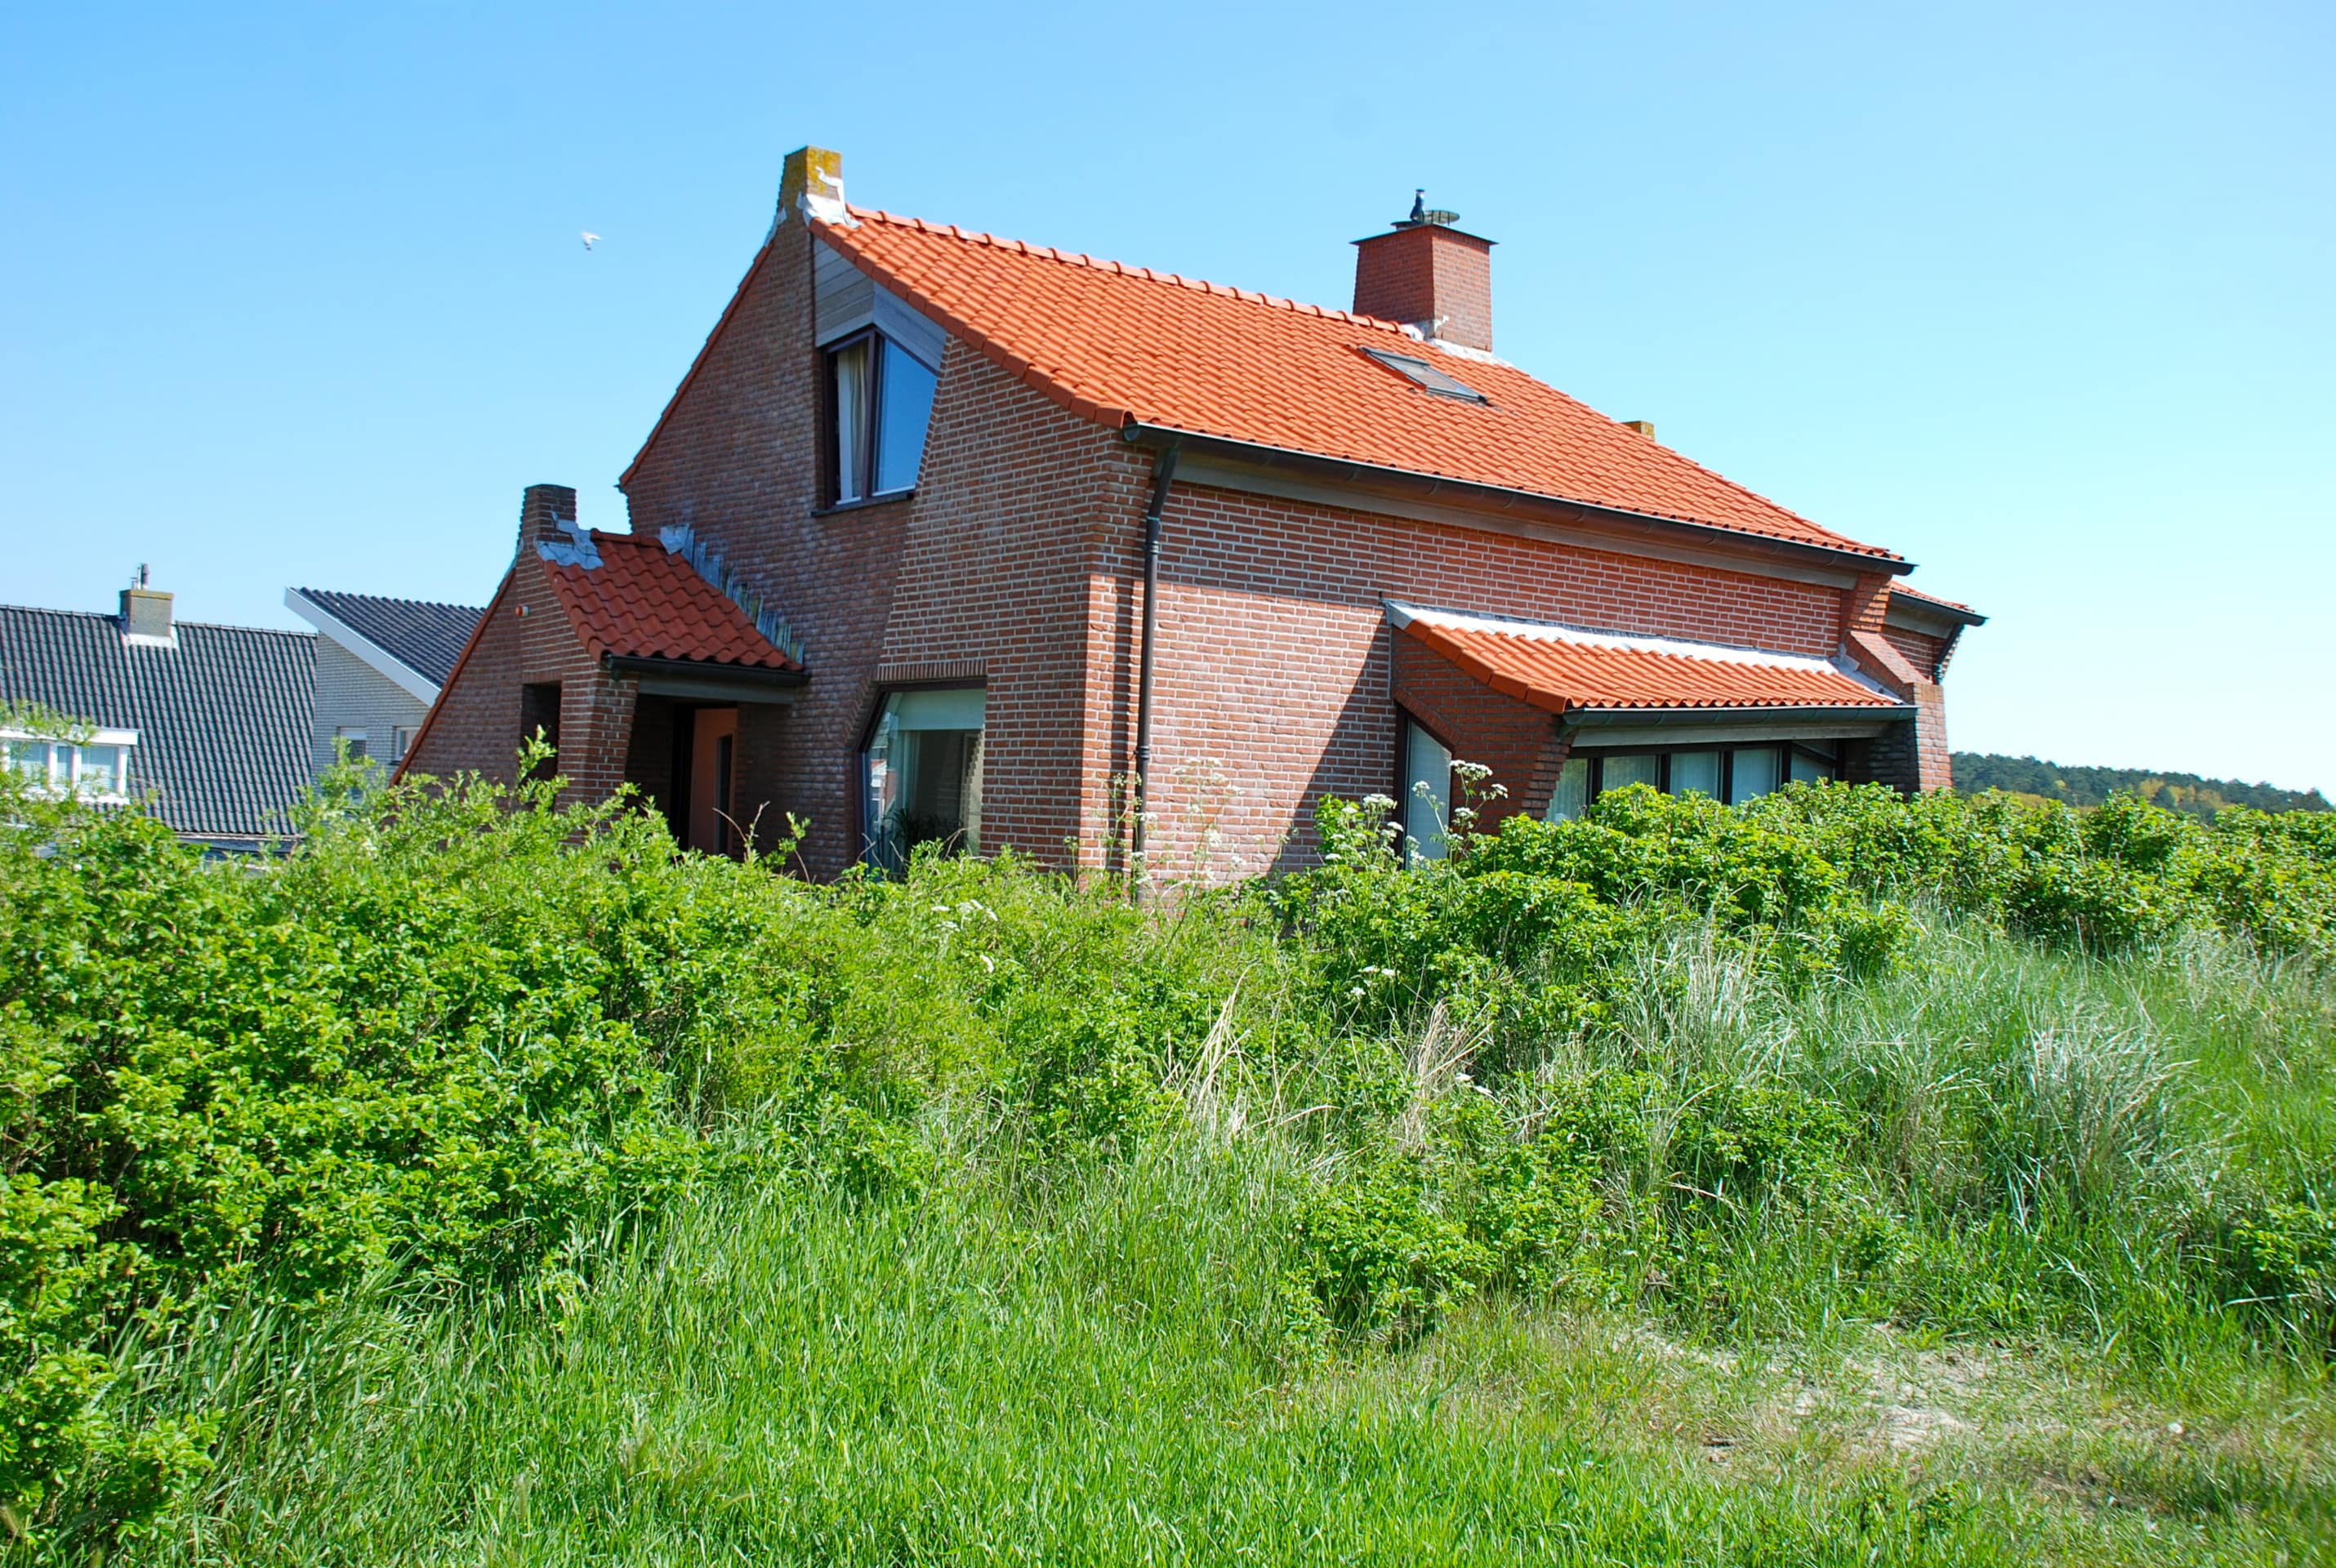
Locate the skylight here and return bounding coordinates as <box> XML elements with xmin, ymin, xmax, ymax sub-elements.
<box><xmin>1359</xmin><ymin>346</ymin><xmax>1488</xmax><ymax>403</ymax></box>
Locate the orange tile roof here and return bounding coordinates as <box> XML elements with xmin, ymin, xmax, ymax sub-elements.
<box><xmin>814</xmin><ymin>209</ymin><xmax>1900</xmax><ymax>562</ymax></box>
<box><xmin>539</xmin><ymin>532</ymin><xmax>799</xmax><ymax>670</ymax></box>
<box><xmin>1389</xmin><ymin>601</ymin><xmax>1902</xmax><ymax>714</ymax></box>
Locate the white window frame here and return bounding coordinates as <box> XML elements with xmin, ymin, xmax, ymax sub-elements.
<box><xmin>2</xmin><ymin>726</ymin><xmax>138</xmax><ymax>802</ymax></box>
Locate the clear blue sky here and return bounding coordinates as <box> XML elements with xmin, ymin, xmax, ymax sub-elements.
<box><xmin>5</xmin><ymin>2</ymin><xmax>2329</xmax><ymax>792</ymax></box>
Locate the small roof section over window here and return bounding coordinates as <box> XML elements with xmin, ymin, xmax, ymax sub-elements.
<box><xmin>1358</xmin><ymin>346</ymin><xmax>1487</xmax><ymax>403</ymax></box>
<box><xmin>1385</xmin><ymin>600</ymin><xmax>1907</xmax><ymax>715</ymax></box>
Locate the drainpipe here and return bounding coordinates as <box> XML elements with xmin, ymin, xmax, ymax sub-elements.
<box><xmin>1130</xmin><ymin>441</ymin><xmax>1180</xmax><ymax>893</ymax></box>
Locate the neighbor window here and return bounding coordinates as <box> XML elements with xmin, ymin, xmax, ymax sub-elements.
<box><xmin>827</xmin><ymin>330</ymin><xmax>940</xmax><ymax>504</ymax></box>
<box><xmin>1542</xmin><ymin>742</ymin><xmax>1840</xmax><ymax>822</ymax></box>
<box><xmin>863</xmin><ymin>687</ymin><xmax>984</xmax><ymax>871</ymax></box>
<box><xmin>3</xmin><ymin>730</ymin><xmax>133</xmax><ymax>800</ymax></box>
<box><xmin>336</xmin><ymin>726</ymin><xmax>369</xmax><ymax>762</ymax></box>
<box><xmin>393</xmin><ymin>725</ymin><xmax>417</xmax><ymax>764</ymax></box>
<box><xmin>1402</xmin><ymin>718</ymin><xmax>1453</xmax><ymax>861</ymax></box>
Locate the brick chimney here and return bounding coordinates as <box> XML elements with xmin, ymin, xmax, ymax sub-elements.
<box><xmin>777</xmin><ymin>145</ymin><xmax>845</xmax><ymax>229</ymax></box>
<box><xmin>515</xmin><ymin>483</ymin><xmax>578</xmax><ymax>559</ymax></box>
<box><xmin>1353</xmin><ymin>191</ymin><xmax>1496</xmax><ymax>353</ymax></box>
<box><xmin>119</xmin><ymin>564</ymin><xmax>174</xmax><ymax>644</ymax></box>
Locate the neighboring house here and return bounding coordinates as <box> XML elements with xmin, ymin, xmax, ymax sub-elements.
<box><xmin>0</xmin><ymin>579</ymin><xmax>314</xmax><ymax>851</ymax></box>
<box><xmin>404</xmin><ymin>146</ymin><xmax>1984</xmax><ymax>879</ymax></box>
<box><xmin>285</xmin><ymin>587</ymin><xmax>483</xmax><ymax>770</ymax></box>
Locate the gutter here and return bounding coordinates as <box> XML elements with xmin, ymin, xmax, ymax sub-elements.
<box><xmin>1130</xmin><ymin>441</ymin><xmax>1180</xmax><ymax>893</ymax></box>
<box><xmin>1119</xmin><ymin>424</ymin><xmax>1914</xmax><ymax>578</ymax></box>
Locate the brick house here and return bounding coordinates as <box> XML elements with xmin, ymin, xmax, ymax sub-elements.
<box><xmin>403</xmin><ymin>147</ymin><xmax>1982</xmax><ymax>879</ymax></box>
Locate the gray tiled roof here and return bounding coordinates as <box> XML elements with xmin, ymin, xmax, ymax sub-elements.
<box><xmin>294</xmin><ymin>588</ymin><xmax>482</xmax><ymax>688</ymax></box>
<box><xmin>0</xmin><ymin>604</ymin><xmax>315</xmax><ymax>844</ymax></box>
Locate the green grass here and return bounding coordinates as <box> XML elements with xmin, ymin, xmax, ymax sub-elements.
<box><xmin>114</xmin><ymin>1147</ymin><xmax>2336</xmax><ymax>1566</ymax></box>
<box><xmin>84</xmin><ymin>911</ymin><xmax>2336</xmax><ymax>1566</ymax></box>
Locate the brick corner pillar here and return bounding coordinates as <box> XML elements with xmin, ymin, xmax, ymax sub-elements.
<box><xmin>1839</xmin><ymin>572</ymin><xmax>1953</xmax><ymax>795</ymax></box>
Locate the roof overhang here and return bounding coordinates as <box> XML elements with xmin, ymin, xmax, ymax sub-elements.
<box><xmin>601</xmin><ymin>653</ymin><xmax>808</xmax><ymax>706</ymax></box>
<box><xmin>284</xmin><ymin>587</ymin><xmax>440</xmax><ymax>703</ymax></box>
<box><xmin>1125</xmin><ymin>424</ymin><xmax>1913</xmax><ymax>584</ymax></box>
<box><xmin>1884</xmin><ymin>592</ymin><xmax>1987</xmax><ymax>636</ymax></box>
<box><xmin>1387</xmin><ymin>599</ymin><xmax>1915</xmax><ymax>735</ymax></box>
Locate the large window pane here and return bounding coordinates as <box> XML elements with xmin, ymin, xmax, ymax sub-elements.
<box><xmin>1403</xmin><ymin>720</ymin><xmax>1451</xmax><ymax>860</ymax></box>
<box><xmin>1603</xmin><ymin>753</ymin><xmax>1659</xmax><ymax>792</ymax></box>
<box><xmin>875</xmin><ymin>339</ymin><xmax>938</xmax><ymax>495</ymax></box>
<box><xmin>864</xmin><ymin>688</ymin><xmax>985</xmax><ymax>871</ymax></box>
<box><xmin>78</xmin><ymin>745</ymin><xmax>122</xmax><ymax>795</ymax></box>
<box><xmin>1729</xmin><ymin>746</ymin><xmax>1781</xmax><ymax>803</ymax></box>
<box><xmin>1670</xmin><ymin>751</ymin><xmax>1721</xmax><ymax>799</ymax></box>
<box><xmin>1545</xmin><ymin>756</ymin><xmax>1590</xmax><ymax>822</ymax></box>
<box><xmin>1790</xmin><ymin>749</ymin><xmax>1834</xmax><ymax>785</ymax></box>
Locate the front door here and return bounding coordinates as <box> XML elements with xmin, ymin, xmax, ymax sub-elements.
<box><xmin>687</xmin><ymin>707</ymin><xmax>739</xmax><ymax>855</ymax></box>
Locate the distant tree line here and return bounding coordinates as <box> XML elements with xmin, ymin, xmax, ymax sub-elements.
<box><xmin>1953</xmin><ymin>751</ymin><xmax>2330</xmax><ymax>817</ymax></box>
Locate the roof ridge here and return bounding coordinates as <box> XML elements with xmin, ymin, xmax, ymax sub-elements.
<box><xmin>298</xmin><ymin>586</ymin><xmax>485</xmax><ymax>614</ymax></box>
<box><xmin>0</xmin><ymin>603</ymin><xmax>314</xmax><ymax>639</ymax></box>
<box><xmin>841</xmin><ymin>207</ymin><xmax>1416</xmax><ymax>336</ymax></box>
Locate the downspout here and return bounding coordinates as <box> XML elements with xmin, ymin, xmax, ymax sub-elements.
<box><xmin>1130</xmin><ymin>440</ymin><xmax>1181</xmax><ymax>895</ymax></box>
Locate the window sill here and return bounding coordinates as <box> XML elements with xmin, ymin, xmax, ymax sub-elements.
<box><xmin>814</xmin><ymin>489</ymin><xmax>916</xmax><ymax>518</ymax></box>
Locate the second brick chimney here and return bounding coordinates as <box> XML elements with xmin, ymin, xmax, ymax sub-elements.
<box><xmin>515</xmin><ymin>483</ymin><xmax>579</xmax><ymax>559</ymax></box>
<box><xmin>1353</xmin><ymin>191</ymin><xmax>1496</xmax><ymax>353</ymax></box>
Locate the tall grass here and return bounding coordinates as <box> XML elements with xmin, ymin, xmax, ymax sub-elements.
<box><xmin>47</xmin><ymin>909</ymin><xmax>2331</xmax><ymax>1566</ymax></box>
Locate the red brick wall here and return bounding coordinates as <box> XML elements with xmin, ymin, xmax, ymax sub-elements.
<box><xmin>1881</xmin><ymin>623</ymin><xmax>1949</xmax><ymax>681</ymax></box>
<box><xmin>1089</xmin><ymin>467</ymin><xmax>1851</xmax><ymax>877</ymax></box>
<box><xmin>870</xmin><ymin>349</ymin><xmax>1126</xmax><ymax>865</ymax></box>
<box><xmin>400</xmin><ymin>546</ymin><xmax>635</xmax><ymax>808</ymax></box>
<box><xmin>619</xmin><ymin>218</ymin><xmax>914</xmax><ymax>876</ymax></box>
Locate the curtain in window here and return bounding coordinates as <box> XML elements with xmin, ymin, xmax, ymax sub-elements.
<box><xmin>1729</xmin><ymin>746</ymin><xmax>1781</xmax><ymax>803</ymax></box>
<box><xmin>1545</xmin><ymin>756</ymin><xmax>1590</xmax><ymax>822</ymax></box>
<box><xmin>1670</xmin><ymin>751</ymin><xmax>1721</xmax><ymax>799</ymax></box>
<box><xmin>1790</xmin><ymin>750</ymin><xmax>1835</xmax><ymax>785</ymax></box>
<box><xmin>832</xmin><ymin>340</ymin><xmax>872</xmax><ymax>502</ymax></box>
<box><xmin>1603</xmin><ymin>753</ymin><xmax>1660</xmax><ymax>791</ymax></box>
<box><xmin>1403</xmin><ymin>721</ymin><xmax>1452</xmax><ymax>861</ymax></box>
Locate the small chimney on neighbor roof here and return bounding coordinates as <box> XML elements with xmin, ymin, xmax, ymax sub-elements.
<box><xmin>1353</xmin><ymin>190</ymin><xmax>1495</xmax><ymax>353</ymax></box>
<box><xmin>120</xmin><ymin>564</ymin><xmax>174</xmax><ymax>644</ymax></box>
<box><xmin>516</xmin><ymin>483</ymin><xmax>579</xmax><ymax>559</ymax></box>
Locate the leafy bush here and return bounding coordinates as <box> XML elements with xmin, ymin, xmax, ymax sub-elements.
<box><xmin>10</xmin><ymin>751</ymin><xmax>2336</xmax><ymax>1549</ymax></box>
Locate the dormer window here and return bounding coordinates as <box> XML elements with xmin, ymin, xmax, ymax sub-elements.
<box><xmin>1359</xmin><ymin>346</ymin><xmax>1487</xmax><ymax>403</ymax></box>
<box><xmin>827</xmin><ymin>329</ymin><xmax>940</xmax><ymax>504</ymax></box>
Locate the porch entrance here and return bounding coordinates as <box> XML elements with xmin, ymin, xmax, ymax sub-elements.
<box><xmin>684</xmin><ymin>706</ymin><xmax>738</xmax><ymax>855</ymax></box>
